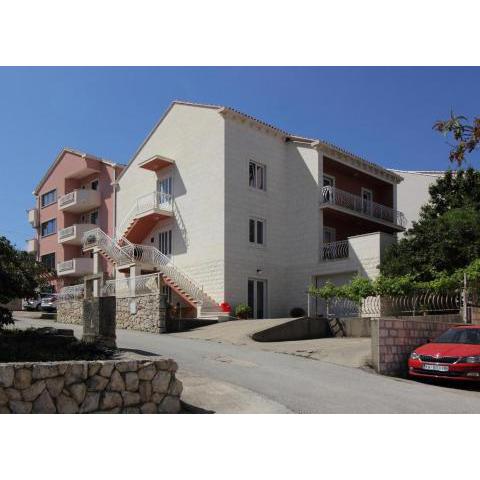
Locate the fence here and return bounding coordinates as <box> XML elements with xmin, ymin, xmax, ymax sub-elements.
<box><xmin>101</xmin><ymin>272</ymin><xmax>161</xmax><ymax>298</ymax></box>
<box><xmin>314</xmin><ymin>291</ymin><xmax>463</xmax><ymax>318</ymax></box>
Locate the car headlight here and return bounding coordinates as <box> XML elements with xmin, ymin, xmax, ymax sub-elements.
<box><xmin>410</xmin><ymin>352</ymin><xmax>420</xmax><ymax>360</ymax></box>
<box><xmin>461</xmin><ymin>356</ymin><xmax>480</xmax><ymax>364</ymax></box>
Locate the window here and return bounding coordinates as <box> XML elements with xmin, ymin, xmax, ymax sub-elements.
<box><xmin>159</xmin><ymin>230</ymin><xmax>172</xmax><ymax>256</ymax></box>
<box><xmin>91</xmin><ymin>180</ymin><xmax>99</xmax><ymax>191</ymax></box>
<box><xmin>249</xmin><ymin>218</ymin><xmax>265</xmax><ymax>245</ymax></box>
<box><xmin>41</xmin><ymin>218</ymin><xmax>57</xmax><ymax>237</ymax></box>
<box><xmin>41</xmin><ymin>189</ymin><xmax>56</xmax><ymax>207</ymax></box>
<box><xmin>90</xmin><ymin>209</ymin><xmax>99</xmax><ymax>225</ymax></box>
<box><xmin>41</xmin><ymin>253</ymin><xmax>56</xmax><ymax>271</ymax></box>
<box><xmin>323</xmin><ymin>227</ymin><xmax>336</xmax><ymax>244</ymax></box>
<box><xmin>249</xmin><ymin>161</ymin><xmax>266</xmax><ymax>190</ymax></box>
<box><xmin>158</xmin><ymin>177</ymin><xmax>172</xmax><ymax>195</ymax></box>
<box><xmin>162</xmin><ymin>285</ymin><xmax>172</xmax><ymax>304</ymax></box>
<box><xmin>323</xmin><ymin>175</ymin><xmax>335</xmax><ymax>187</ymax></box>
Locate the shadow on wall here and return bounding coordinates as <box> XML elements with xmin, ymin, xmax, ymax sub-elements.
<box><xmin>252</xmin><ymin>317</ymin><xmax>331</xmax><ymax>342</ymax></box>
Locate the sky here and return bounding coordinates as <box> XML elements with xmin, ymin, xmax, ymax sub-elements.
<box><xmin>1</xmin><ymin>66</ymin><xmax>479</xmax><ymax>248</ymax></box>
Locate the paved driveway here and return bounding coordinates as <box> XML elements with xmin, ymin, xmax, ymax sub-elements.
<box><xmin>11</xmin><ymin>313</ymin><xmax>480</xmax><ymax>413</ymax></box>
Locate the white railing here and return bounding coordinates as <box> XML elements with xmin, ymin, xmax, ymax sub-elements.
<box><xmin>83</xmin><ymin>227</ymin><xmax>133</xmax><ymax>265</ymax></box>
<box><xmin>59</xmin><ymin>284</ymin><xmax>85</xmax><ymax>301</ymax></box>
<box><xmin>104</xmin><ymin>272</ymin><xmax>162</xmax><ymax>298</ymax></box>
<box><xmin>116</xmin><ymin>191</ymin><xmax>173</xmax><ymax>239</ymax></box>
<box><xmin>122</xmin><ymin>243</ymin><xmax>218</xmax><ymax>308</ymax></box>
<box><xmin>58</xmin><ymin>226</ymin><xmax>75</xmax><ymax>239</ymax></box>
<box><xmin>320</xmin><ymin>240</ymin><xmax>349</xmax><ymax>262</ymax></box>
<box><xmin>58</xmin><ymin>191</ymin><xmax>76</xmax><ymax>207</ymax></box>
<box><xmin>57</xmin><ymin>259</ymin><xmax>74</xmax><ymax>272</ymax></box>
<box><xmin>320</xmin><ymin>186</ymin><xmax>407</xmax><ymax>228</ymax></box>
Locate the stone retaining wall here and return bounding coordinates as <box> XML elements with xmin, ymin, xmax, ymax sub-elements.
<box><xmin>116</xmin><ymin>295</ymin><xmax>166</xmax><ymax>333</ymax></box>
<box><xmin>57</xmin><ymin>299</ymin><xmax>83</xmax><ymax>325</ymax></box>
<box><xmin>0</xmin><ymin>358</ymin><xmax>182</xmax><ymax>414</ymax></box>
<box><xmin>371</xmin><ymin>314</ymin><xmax>461</xmax><ymax>376</ymax></box>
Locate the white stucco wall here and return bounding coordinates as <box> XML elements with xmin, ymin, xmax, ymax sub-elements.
<box><xmin>389</xmin><ymin>170</ymin><xmax>443</xmax><ymax>231</ymax></box>
<box><xmin>116</xmin><ymin>104</ymin><xmax>226</xmax><ymax>302</ymax></box>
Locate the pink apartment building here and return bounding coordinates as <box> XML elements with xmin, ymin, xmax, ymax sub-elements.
<box><xmin>26</xmin><ymin>148</ymin><xmax>124</xmax><ymax>292</ymax></box>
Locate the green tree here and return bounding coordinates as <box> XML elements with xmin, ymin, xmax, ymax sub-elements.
<box><xmin>0</xmin><ymin>236</ymin><xmax>49</xmax><ymax>327</ymax></box>
<box><xmin>434</xmin><ymin>112</ymin><xmax>480</xmax><ymax>166</ymax></box>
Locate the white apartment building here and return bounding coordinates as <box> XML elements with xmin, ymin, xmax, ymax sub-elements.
<box><xmin>83</xmin><ymin>101</ymin><xmax>406</xmax><ymax>319</ymax></box>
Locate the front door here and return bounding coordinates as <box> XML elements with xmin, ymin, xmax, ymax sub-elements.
<box><xmin>248</xmin><ymin>279</ymin><xmax>267</xmax><ymax>319</ymax></box>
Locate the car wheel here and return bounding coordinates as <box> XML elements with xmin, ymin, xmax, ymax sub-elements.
<box><xmin>35</xmin><ymin>304</ymin><xmax>41</xmax><ymax>311</ymax></box>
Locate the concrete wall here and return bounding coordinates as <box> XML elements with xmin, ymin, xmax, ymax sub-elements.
<box><xmin>0</xmin><ymin>358</ymin><xmax>182</xmax><ymax>414</ymax></box>
<box><xmin>252</xmin><ymin>317</ymin><xmax>330</xmax><ymax>342</ymax></box>
<box><xmin>371</xmin><ymin>314</ymin><xmax>461</xmax><ymax>376</ymax></box>
<box><xmin>117</xmin><ymin>104</ymin><xmax>226</xmax><ymax>303</ymax></box>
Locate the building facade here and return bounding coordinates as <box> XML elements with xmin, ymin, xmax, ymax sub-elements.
<box><xmin>27</xmin><ymin>148</ymin><xmax>124</xmax><ymax>292</ymax></box>
<box><xmin>29</xmin><ymin>102</ymin><xmax>407</xmax><ymax>320</ymax></box>
<box><xmin>84</xmin><ymin>102</ymin><xmax>406</xmax><ymax>319</ymax></box>
<box><xmin>389</xmin><ymin>169</ymin><xmax>443</xmax><ymax>232</ymax></box>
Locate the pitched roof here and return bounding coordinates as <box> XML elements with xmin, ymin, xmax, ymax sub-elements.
<box><xmin>33</xmin><ymin>148</ymin><xmax>125</xmax><ymax>194</ymax></box>
<box><xmin>116</xmin><ymin>100</ymin><xmax>404</xmax><ymax>184</ymax></box>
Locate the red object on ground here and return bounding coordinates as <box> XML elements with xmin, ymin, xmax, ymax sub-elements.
<box><xmin>408</xmin><ymin>325</ymin><xmax>480</xmax><ymax>382</ymax></box>
<box><xmin>220</xmin><ymin>302</ymin><xmax>231</xmax><ymax>313</ymax></box>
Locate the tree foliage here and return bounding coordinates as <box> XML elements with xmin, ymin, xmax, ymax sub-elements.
<box><xmin>434</xmin><ymin>112</ymin><xmax>480</xmax><ymax>165</ymax></box>
<box><xmin>0</xmin><ymin>236</ymin><xmax>49</xmax><ymax>327</ymax></box>
<box><xmin>380</xmin><ymin>168</ymin><xmax>480</xmax><ymax>280</ymax></box>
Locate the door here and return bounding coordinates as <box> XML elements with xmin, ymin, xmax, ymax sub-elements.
<box><xmin>158</xmin><ymin>230</ymin><xmax>172</xmax><ymax>256</ymax></box>
<box><xmin>323</xmin><ymin>175</ymin><xmax>335</xmax><ymax>202</ymax></box>
<box><xmin>322</xmin><ymin>227</ymin><xmax>336</xmax><ymax>260</ymax></box>
<box><xmin>157</xmin><ymin>177</ymin><xmax>172</xmax><ymax>205</ymax></box>
<box><xmin>361</xmin><ymin>188</ymin><xmax>373</xmax><ymax>215</ymax></box>
<box><xmin>248</xmin><ymin>279</ymin><xmax>267</xmax><ymax>319</ymax></box>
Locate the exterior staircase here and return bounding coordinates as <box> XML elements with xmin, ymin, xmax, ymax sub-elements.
<box><xmin>83</xmin><ymin>199</ymin><xmax>227</xmax><ymax>320</ymax></box>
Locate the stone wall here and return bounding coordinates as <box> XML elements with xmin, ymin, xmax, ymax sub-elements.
<box><xmin>0</xmin><ymin>358</ymin><xmax>182</xmax><ymax>414</ymax></box>
<box><xmin>116</xmin><ymin>294</ymin><xmax>166</xmax><ymax>333</ymax></box>
<box><xmin>371</xmin><ymin>314</ymin><xmax>461</xmax><ymax>376</ymax></box>
<box><xmin>57</xmin><ymin>299</ymin><xmax>83</xmax><ymax>325</ymax></box>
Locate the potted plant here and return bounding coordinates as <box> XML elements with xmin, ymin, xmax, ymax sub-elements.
<box><xmin>235</xmin><ymin>303</ymin><xmax>252</xmax><ymax>320</ymax></box>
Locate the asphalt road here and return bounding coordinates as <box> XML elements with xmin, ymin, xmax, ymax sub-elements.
<box><xmin>13</xmin><ymin>315</ymin><xmax>480</xmax><ymax>413</ymax></box>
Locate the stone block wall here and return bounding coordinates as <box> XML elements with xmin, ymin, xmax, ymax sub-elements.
<box><xmin>0</xmin><ymin>358</ymin><xmax>182</xmax><ymax>414</ymax></box>
<box><xmin>116</xmin><ymin>294</ymin><xmax>166</xmax><ymax>333</ymax></box>
<box><xmin>57</xmin><ymin>299</ymin><xmax>83</xmax><ymax>325</ymax></box>
<box><xmin>371</xmin><ymin>314</ymin><xmax>461</xmax><ymax>376</ymax></box>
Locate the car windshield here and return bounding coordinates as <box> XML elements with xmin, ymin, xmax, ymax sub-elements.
<box><xmin>434</xmin><ymin>328</ymin><xmax>480</xmax><ymax>345</ymax></box>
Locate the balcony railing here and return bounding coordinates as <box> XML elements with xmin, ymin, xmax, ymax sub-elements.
<box><xmin>320</xmin><ymin>240</ymin><xmax>349</xmax><ymax>262</ymax></box>
<box><xmin>58</xmin><ymin>223</ymin><xmax>97</xmax><ymax>245</ymax></box>
<box><xmin>57</xmin><ymin>257</ymin><xmax>94</xmax><ymax>276</ymax></box>
<box><xmin>27</xmin><ymin>208</ymin><xmax>39</xmax><ymax>227</ymax></box>
<box><xmin>58</xmin><ymin>189</ymin><xmax>101</xmax><ymax>213</ymax></box>
<box><xmin>320</xmin><ymin>186</ymin><xmax>406</xmax><ymax>228</ymax></box>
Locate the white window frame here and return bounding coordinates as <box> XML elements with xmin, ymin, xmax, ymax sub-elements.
<box><xmin>41</xmin><ymin>189</ymin><xmax>57</xmax><ymax>208</ymax></box>
<box><xmin>158</xmin><ymin>228</ymin><xmax>173</xmax><ymax>256</ymax></box>
<box><xmin>323</xmin><ymin>174</ymin><xmax>335</xmax><ymax>187</ymax></box>
<box><xmin>249</xmin><ymin>217</ymin><xmax>266</xmax><ymax>246</ymax></box>
<box><xmin>249</xmin><ymin>160</ymin><xmax>266</xmax><ymax>191</ymax></box>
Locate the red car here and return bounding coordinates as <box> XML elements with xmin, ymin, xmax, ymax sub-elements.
<box><xmin>408</xmin><ymin>325</ymin><xmax>480</xmax><ymax>381</ymax></box>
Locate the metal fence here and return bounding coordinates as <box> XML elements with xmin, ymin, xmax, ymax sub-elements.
<box><xmin>316</xmin><ymin>291</ymin><xmax>463</xmax><ymax>318</ymax></box>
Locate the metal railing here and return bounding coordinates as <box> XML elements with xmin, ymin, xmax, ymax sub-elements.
<box><xmin>58</xmin><ymin>283</ymin><xmax>85</xmax><ymax>301</ymax></box>
<box><xmin>103</xmin><ymin>272</ymin><xmax>162</xmax><ymax>298</ymax></box>
<box><xmin>116</xmin><ymin>191</ymin><xmax>173</xmax><ymax>239</ymax></box>
<box><xmin>83</xmin><ymin>227</ymin><xmax>133</xmax><ymax>265</ymax></box>
<box><xmin>320</xmin><ymin>291</ymin><xmax>462</xmax><ymax>318</ymax></box>
<box><xmin>320</xmin><ymin>186</ymin><xmax>407</xmax><ymax>228</ymax></box>
<box><xmin>58</xmin><ymin>191</ymin><xmax>76</xmax><ymax>207</ymax></box>
<box><xmin>58</xmin><ymin>226</ymin><xmax>75</xmax><ymax>239</ymax></box>
<box><xmin>320</xmin><ymin>240</ymin><xmax>349</xmax><ymax>261</ymax></box>
<box><xmin>57</xmin><ymin>259</ymin><xmax>74</xmax><ymax>272</ymax></box>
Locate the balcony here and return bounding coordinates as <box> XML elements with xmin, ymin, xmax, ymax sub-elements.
<box><xmin>26</xmin><ymin>238</ymin><xmax>38</xmax><ymax>253</ymax></box>
<box><xmin>57</xmin><ymin>257</ymin><xmax>94</xmax><ymax>277</ymax></box>
<box><xmin>27</xmin><ymin>208</ymin><xmax>39</xmax><ymax>227</ymax></box>
<box><xmin>117</xmin><ymin>191</ymin><xmax>174</xmax><ymax>243</ymax></box>
<box><xmin>58</xmin><ymin>223</ymin><xmax>97</xmax><ymax>245</ymax></box>
<box><xmin>320</xmin><ymin>240</ymin><xmax>349</xmax><ymax>262</ymax></box>
<box><xmin>320</xmin><ymin>186</ymin><xmax>406</xmax><ymax>230</ymax></box>
<box><xmin>58</xmin><ymin>189</ymin><xmax>101</xmax><ymax>213</ymax></box>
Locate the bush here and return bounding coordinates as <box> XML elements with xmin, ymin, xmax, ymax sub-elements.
<box><xmin>289</xmin><ymin>307</ymin><xmax>306</xmax><ymax>318</ymax></box>
<box><xmin>0</xmin><ymin>307</ymin><xmax>14</xmax><ymax>328</ymax></box>
<box><xmin>235</xmin><ymin>303</ymin><xmax>252</xmax><ymax>319</ymax></box>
